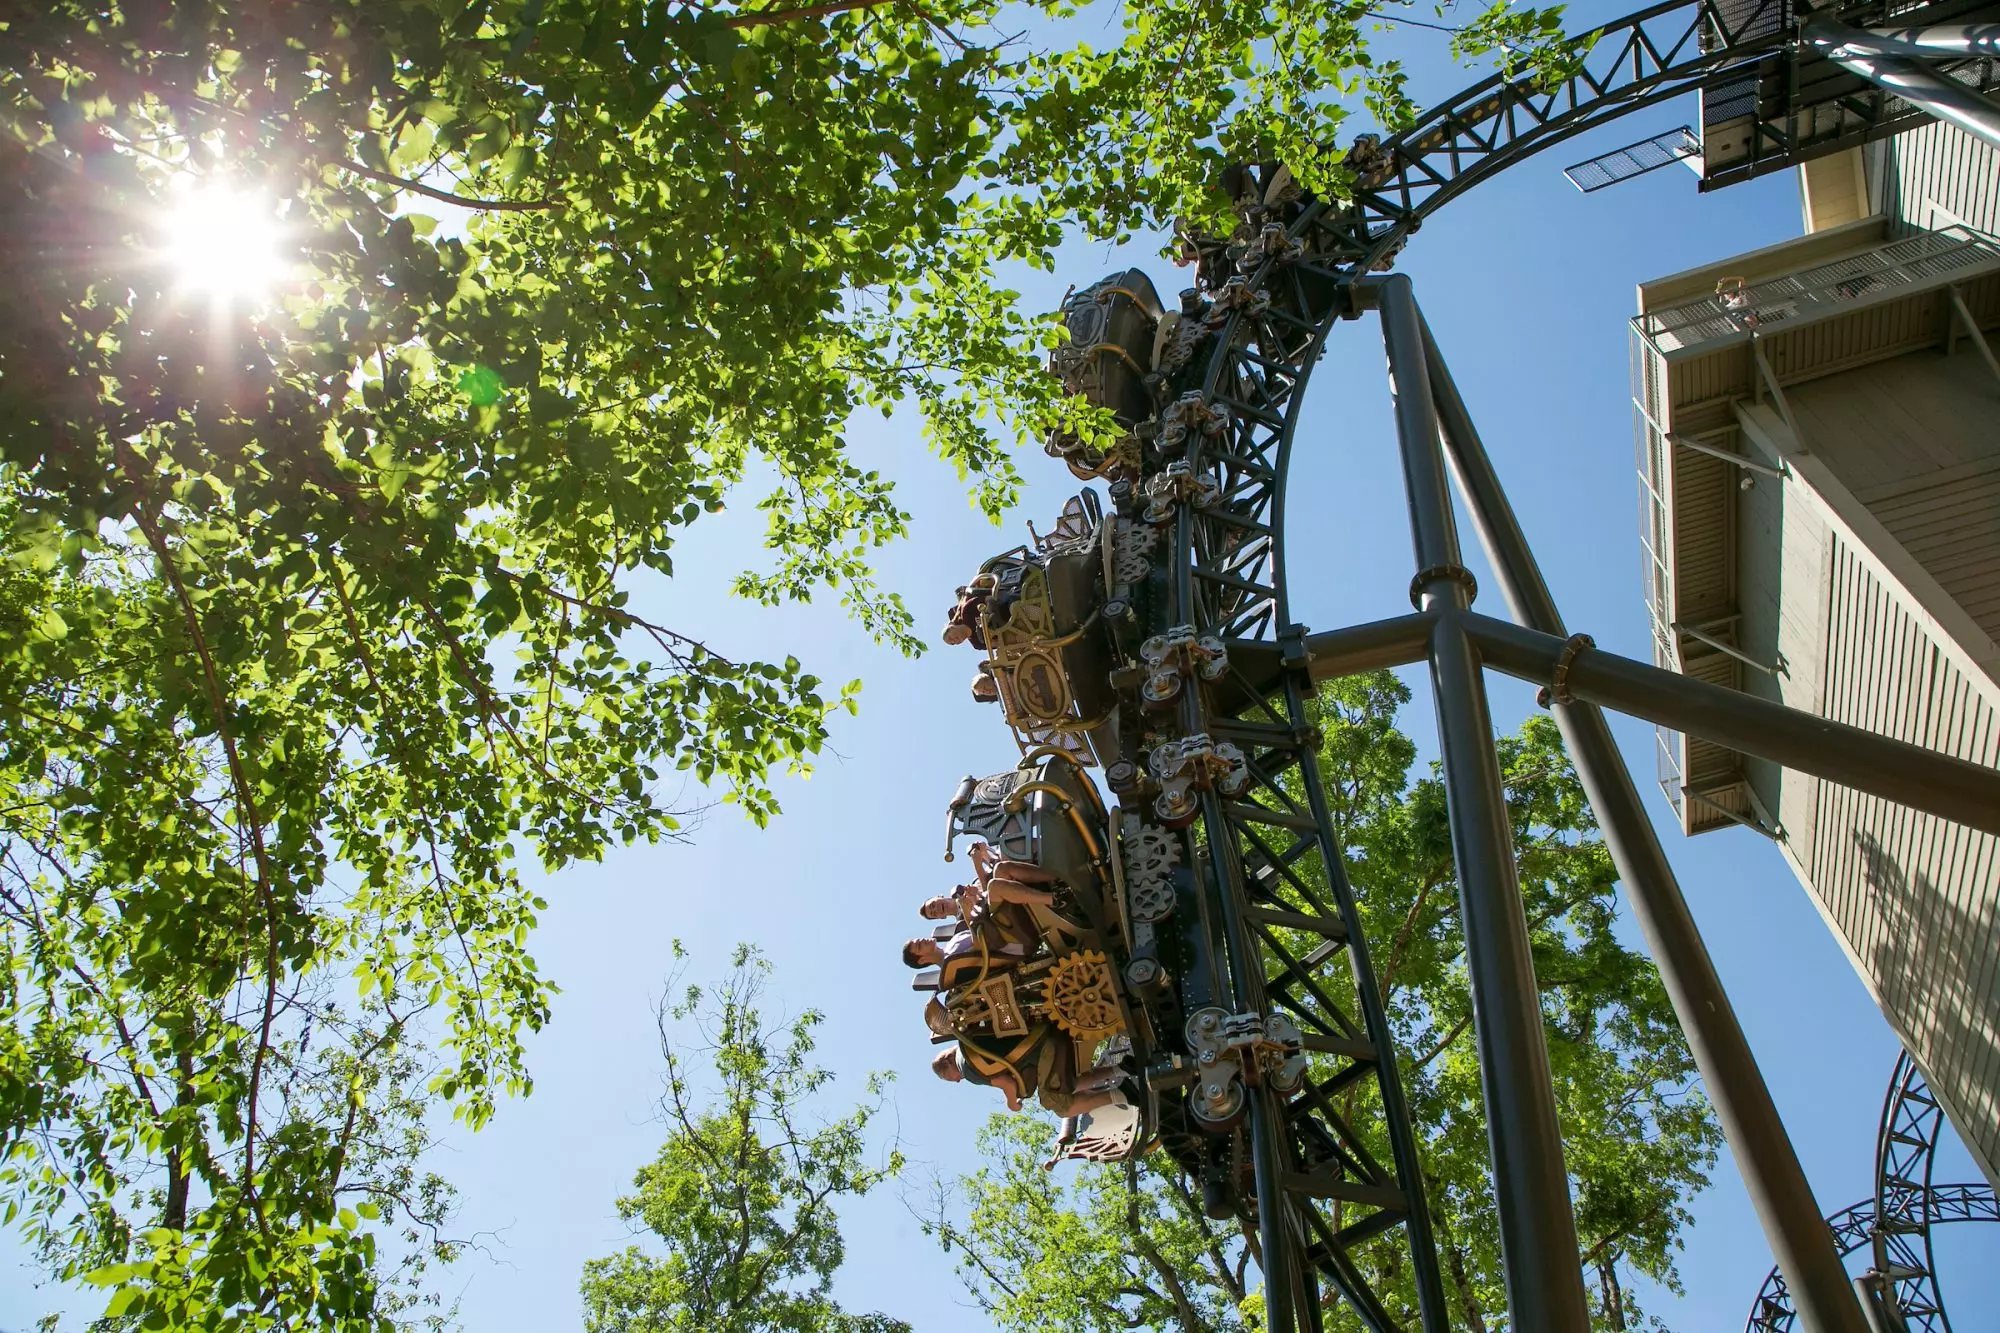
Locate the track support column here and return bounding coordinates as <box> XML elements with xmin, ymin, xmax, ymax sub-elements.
<box><xmin>1417</xmin><ymin>313</ymin><xmax>1872</xmax><ymax>1333</ymax></box>
<box><xmin>1377</xmin><ymin>275</ymin><xmax>1593</xmax><ymax>1333</ymax></box>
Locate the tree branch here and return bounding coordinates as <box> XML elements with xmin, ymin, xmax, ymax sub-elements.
<box><xmin>126</xmin><ymin>490</ymin><xmax>284</xmax><ymax>1242</ymax></box>
<box><xmin>339</xmin><ymin>161</ymin><xmax>565</xmax><ymax>212</ymax></box>
<box><xmin>723</xmin><ymin>0</ymin><xmax>903</xmax><ymax>26</ymax></box>
<box><xmin>1413</xmin><ymin>1012</ymin><xmax>1473</xmax><ymax>1072</ymax></box>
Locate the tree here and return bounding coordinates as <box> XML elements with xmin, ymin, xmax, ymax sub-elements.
<box><xmin>927</xmin><ymin>672</ymin><xmax>1721</xmax><ymax>1332</ymax></box>
<box><xmin>0</xmin><ymin>3</ymin><xmax>1573</xmax><ymax>1326</ymax></box>
<box><xmin>579</xmin><ymin>945</ymin><xmax>903</xmax><ymax>1333</ymax></box>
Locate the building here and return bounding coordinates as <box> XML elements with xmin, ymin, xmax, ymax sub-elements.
<box><xmin>1630</xmin><ymin>121</ymin><xmax>2000</xmax><ymax>1185</ymax></box>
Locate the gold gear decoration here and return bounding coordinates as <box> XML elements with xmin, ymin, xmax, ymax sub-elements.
<box><xmin>1047</xmin><ymin>950</ymin><xmax>1125</xmax><ymax>1041</ymax></box>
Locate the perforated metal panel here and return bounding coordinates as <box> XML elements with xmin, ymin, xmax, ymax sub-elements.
<box><xmin>1565</xmin><ymin>126</ymin><xmax>1702</xmax><ymax>192</ymax></box>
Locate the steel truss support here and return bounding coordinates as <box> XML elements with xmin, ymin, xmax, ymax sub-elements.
<box><xmin>1317</xmin><ymin>280</ymin><xmax>2000</xmax><ymax>1330</ymax></box>
<box><xmin>1158</xmin><ymin>4</ymin><xmax>2000</xmax><ymax>1313</ymax></box>
<box><xmin>1748</xmin><ymin>1053</ymin><xmax>2000</xmax><ymax>1331</ymax></box>
<box><xmin>1377</xmin><ymin>275</ymin><xmax>1594</xmax><ymax>1332</ymax></box>
<box><xmin>1411</xmin><ymin>306</ymin><xmax>1872</xmax><ymax>1333</ymax></box>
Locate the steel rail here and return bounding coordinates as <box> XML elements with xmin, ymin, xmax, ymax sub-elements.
<box><xmin>1291</xmin><ymin>0</ymin><xmax>2000</xmax><ymax>273</ymax></box>
<box><xmin>1148</xmin><ymin>3</ymin><xmax>2000</xmax><ymax>1331</ymax></box>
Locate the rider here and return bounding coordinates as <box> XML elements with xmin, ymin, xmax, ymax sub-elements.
<box><xmin>931</xmin><ymin>1032</ymin><xmax>1122</xmax><ymax>1121</ymax></box>
<box><xmin>942</xmin><ymin>573</ymin><xmax>997</xmax><ymax>648</ymax></box>
<box><xmin>902</xmin><ymin>927</ymin><xmax>1029</xmax><ymax>992</ymax></box>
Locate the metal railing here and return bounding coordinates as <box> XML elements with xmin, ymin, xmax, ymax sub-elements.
<box><xmin>1630</xmin><ymin>330</ymin><xmax>1686</xmax><ymax>811</ymax></box>
<box><xmin>1633</xmin><ymin>226</ymin><xmax>2000</xmax><ymax>355</ymax></box>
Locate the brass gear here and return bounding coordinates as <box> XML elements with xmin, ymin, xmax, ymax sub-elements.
<box><xmin>1047</xmin><ymin>950</ymin><xmax>1125</xmax><ymax>1040</ymax></box>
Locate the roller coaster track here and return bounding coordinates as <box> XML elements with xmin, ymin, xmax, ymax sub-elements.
<box><xmin>1744</xmin><ymin>1054</ymin><xmax>1999</xmax><ymax>1331</ymax></box>
<box><xmin>1308</xmin><ymin>0</ymin><xmax>2000</xmax><ymax>274</ymax></box>
<box><xmin>1146</xmin><ymin>2</ymin><xmax>1999</xmax><ymax>1330</ymax></box>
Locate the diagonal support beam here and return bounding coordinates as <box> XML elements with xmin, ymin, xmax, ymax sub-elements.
<box><xmin>1418</xmin><ymin>311</ymin><xmax>1873</xmax><ymax>1333</ymax></box>
<box><xmin>1463</xmin><ymin>614</ymin><xmax>2000</xmax><ymax>837</ymax></box>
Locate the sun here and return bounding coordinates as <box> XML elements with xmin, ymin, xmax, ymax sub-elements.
<box><xmin>160</xmin><ymin>183</ymin><xmax>290</xmax><ymax>303</ymax></box>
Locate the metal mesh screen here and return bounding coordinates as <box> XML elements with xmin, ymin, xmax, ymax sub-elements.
<box><xmin>1564</xmin><ymin>126</ymin><xmax>1702</xmax><ymax>192</ymax></box>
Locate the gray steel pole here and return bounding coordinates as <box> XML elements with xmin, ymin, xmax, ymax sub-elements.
<box><xmin>1804</xmin><ymin>16</ymin><xmax>2000</xmax><ymax>151</ymax></box>
<box><xmin>1462</xmin><ymin>615</ymin><xmax>2000</xmax><ymax>838</ymax></box>
<box><xmin>1378</xmin><ymin>274</ymin><xmax>1593</xmax><ymax>1333</ymax></box>
<box><xmin>1302</xmin><ymin>612</ymin><xmax>1433</xmax><ymax>676</ymax></box>
<box><xmin>1857</xmin><ymin>23</ymin><xmax>2000</xmax><ymax>57</ymax></box>
<box><xmin>1419</xmin><ymin>316</ymin><xmax>1872</xmax><ymax>1333</ymax></box>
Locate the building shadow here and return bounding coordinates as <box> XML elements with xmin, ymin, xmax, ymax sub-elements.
<box><xmin>1854</xmin><ymin>827</ymin><xmax>2000</xmax><ymax>1188</ymax></box>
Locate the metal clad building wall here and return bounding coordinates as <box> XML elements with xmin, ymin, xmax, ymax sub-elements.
<box><xmin>1811</xmin><ymin>534</ymin><xmax>2000</xmax><ymax>1184</ymax></box>
<box><xmin>1736</xmin><ymin>453</ymin><xmax>1832</xmax><ymax>852</ymax></box>
<box><xmin>1886</xmin><ymin>121</ymin><xmax>2000</xmax><ymax>237</ymax></box>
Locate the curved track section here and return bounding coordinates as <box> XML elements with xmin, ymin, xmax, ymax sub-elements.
<box><xmin>1744</xmin><ymin>1054</ymin><xmax>1998</xmax><ymax>1332</ymax></box>
<box><xmin>1872</xmin><ymin>1052</ymin><xmax>1956</xmax><ymax>1331</ymax></box>
<box><xmin>1744</xmin><ymin>1187</ymin><xmax>1998</xmax><ymax>1331</ymax></box>
<box><xmin>1310</xmin><ymin>0</ymin><xmax>1788</xmax><ymax>272</ymax></box>
<box><xmin>1298</xmin><ymin>0</ymin><xmax>1997</xmax><ymax>273</ymax></box>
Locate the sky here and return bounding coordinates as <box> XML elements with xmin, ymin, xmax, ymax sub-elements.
<box><xmin>5</xmin><ymin>5</ymin><xmax>1997</xmax><ymax>1331</ymax></box>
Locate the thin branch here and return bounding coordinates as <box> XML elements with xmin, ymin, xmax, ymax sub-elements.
<box><xmin>1413</xmin><ymin>1012</ymin><xmax>1473</xmax><ymax>1072</ymax></box>
<box><xmin>724</xmin><ymin>0</ymin><xmax>903</xmax><ymax>24</ymax></box>
<box><xmin>339</xmin><ymin>161</ymin><xmax>565</xmax><ymax>212</ymax></box>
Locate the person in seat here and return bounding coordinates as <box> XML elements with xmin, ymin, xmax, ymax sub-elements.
<box><xmin>942</xmin><ymin>573</ymin><xmax>996</xmax><ymax>648</ymax></box>
<box><xmin>931</xmin><ymin>1031</ymin><xmax>1122</xmax><ymax>1120</ymax></box>
<box><xmin>918</xmin><ymin>844</ymin><xmax>1083</xmax><ymax>957</ymax></box>
<box><xmin>903</xmin><ymin>925</ymin><xmax>1029</xmax><ymax>993</ymax></box>
<box><xmin>969</xmin><ymin>841</ymin><xmax>1090</xmax><ymax>951</ymax></box>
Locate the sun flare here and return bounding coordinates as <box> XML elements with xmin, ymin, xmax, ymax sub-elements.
<box><xmin>161</xmin><ymin>184</ymin><xmax>289</xmax><ymax>303</ymax></box>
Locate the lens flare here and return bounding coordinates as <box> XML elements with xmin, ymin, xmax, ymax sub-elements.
<box><xmin>160</xmin><ymin>184</ymin><xmax>289</xmax><ymax>303</ymax></box>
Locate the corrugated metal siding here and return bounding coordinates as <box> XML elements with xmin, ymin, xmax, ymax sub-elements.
<box><xmin>1811</xmin><ymin>534</ymin><xmax>2000</xmax><ymax>1185</ymax></box>
<box><xmin>1674</xmin><ymin>452</ymin><xmax>1736</xmax><ymax>622</ymax></box>
<box><xmin>1886</xmin><ymin>120</ymin><xmax>2000</xmax><ymax>238</ymax></box>
<box><xmin>1760</xmin><ymin>284</ymin><xmax>1988</xmax><ymax>385</ymax></box>
<box><xmin>1868</xmin><ymin>460</ymin><xmax>2000</xmax><ymax>645</ymax></box>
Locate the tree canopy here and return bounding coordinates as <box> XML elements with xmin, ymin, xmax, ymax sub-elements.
<box><xmin>927</xmin><ymin>673</ymin><xmax>1722</xmax><ymax>1332</ymax></box>
<box><xmin>0</xmin><ymin>2</ymin><xmax>1568</xmax><ymax>1326</ymax></box>
<box><xmin>580</xmin><ymin>946</ymin><xmax>903</xmax><ymax>1333</ymax></box>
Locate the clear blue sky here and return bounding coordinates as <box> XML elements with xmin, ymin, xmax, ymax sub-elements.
<box><xmin>5</xmin><ymin>5</ymin><xmax>1995</xmax><ymax>1329</ymax></box>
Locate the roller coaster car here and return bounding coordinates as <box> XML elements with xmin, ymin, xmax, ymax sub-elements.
<box><xmin>1046</xmin><ymin>269</ymin><xmax>1165</xmax><ymax>481</ymax></box>
<box><xmin>973</xmin><ymin>491</ymin><xmax>1123</xmax><ymax>768</ymax></box>
<box><xmin>939</xmin><ymin>751</ymin><xmax>1153</xmax><ymax>1163</ymax></box>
